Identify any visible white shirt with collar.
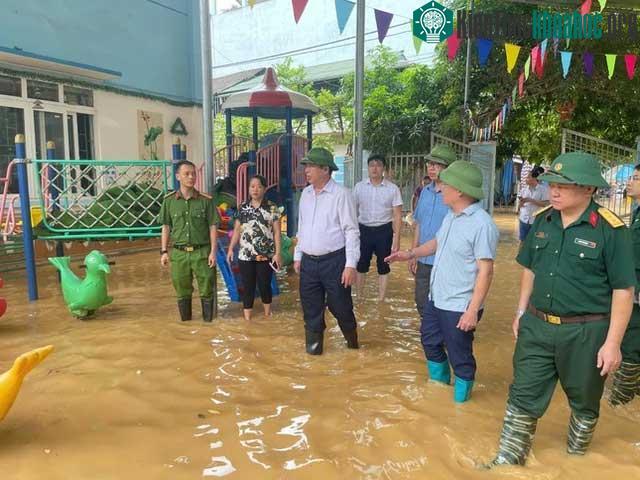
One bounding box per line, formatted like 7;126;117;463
353;177;403;227
294;178;360;268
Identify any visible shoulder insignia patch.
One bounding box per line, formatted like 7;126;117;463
199;192;212;200
598;207;625;228
534;205;553;217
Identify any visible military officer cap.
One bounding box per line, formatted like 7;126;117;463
438;160;484;200
538;151;609;188
300;147;338;171
426;144;458;166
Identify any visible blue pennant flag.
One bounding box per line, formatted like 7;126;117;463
335;0;355;34
560;51;573;78
477;39;493;67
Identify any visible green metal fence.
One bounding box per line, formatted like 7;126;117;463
33;159;172;240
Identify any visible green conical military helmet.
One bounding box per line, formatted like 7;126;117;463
426;144;458;166
438;160;484;200
538;151;609;188
300;147;338;171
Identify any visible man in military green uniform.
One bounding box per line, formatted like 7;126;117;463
609;164;640;406
160;160;218;322
488;152;635;467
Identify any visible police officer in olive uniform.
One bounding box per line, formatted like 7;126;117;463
160;160;218;322
609;163;640;406
489;152;635;467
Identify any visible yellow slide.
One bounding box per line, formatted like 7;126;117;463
0;345;54;422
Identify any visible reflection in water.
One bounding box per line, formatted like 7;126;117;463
0;213;639;478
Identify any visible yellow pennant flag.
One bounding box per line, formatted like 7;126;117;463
524;55;531;80
599;0;607;11
505;43;521;73
249;0;256;8
606;54;617;79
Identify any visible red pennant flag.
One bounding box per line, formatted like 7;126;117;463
447;33;462;61
531;45;540;75
625;54;637;80
374;9;394;43
536;48;547;78
580;0;593;15
518;73;525;97
292;0;309;24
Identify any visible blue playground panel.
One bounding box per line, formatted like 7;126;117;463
216;233;279;302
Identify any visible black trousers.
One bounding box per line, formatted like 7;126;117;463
299;249;357;334
238;260;273;309
357;222;393;275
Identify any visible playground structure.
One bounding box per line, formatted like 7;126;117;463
2;67;317;311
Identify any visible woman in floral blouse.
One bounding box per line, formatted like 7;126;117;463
227;175;282;320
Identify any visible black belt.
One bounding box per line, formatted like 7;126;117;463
528;304;608;325
359;222;392;231
173;244;208;252
303;248;345;261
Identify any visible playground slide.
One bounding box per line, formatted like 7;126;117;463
216;233;279;303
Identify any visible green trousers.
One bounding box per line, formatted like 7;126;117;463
508;312;609;419
170;247;214;300
621;306;640;364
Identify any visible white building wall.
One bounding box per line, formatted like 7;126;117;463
94;90;203;165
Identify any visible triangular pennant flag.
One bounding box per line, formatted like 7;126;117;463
580;0;593;15
512;85;517;103
248;0;256;8
505;43;521;73
535;49;546;78
335;0;355;34
599;0;607;11
540;39;548;65
584;52;595;77
518;73;525;97
292;0;309;23
625;54;637;80
374;9;393;43
524;55;531;80
447;33;462;61
553;38;559;57
561;51;573;78
531;45;540;75
477;39;493;67
606;54;617;79
413;35;422;55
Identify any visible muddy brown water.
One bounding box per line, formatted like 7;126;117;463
1;213;639;479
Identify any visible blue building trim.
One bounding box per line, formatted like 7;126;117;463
0;46;122;78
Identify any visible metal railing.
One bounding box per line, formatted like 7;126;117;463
386;153;428;211
0;160;18;239
562;129;639;222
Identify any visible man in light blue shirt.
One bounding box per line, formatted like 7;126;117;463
411;145;455;319
387;160;499;403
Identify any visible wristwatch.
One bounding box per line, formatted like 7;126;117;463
160;249;168;255
516;308;526;318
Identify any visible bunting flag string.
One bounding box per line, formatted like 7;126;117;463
335;0;355;34
505;43;521;73
477;39;493;67
413;34;422;55
561;51;573;78
625;54;637;80
374;9;394;43
584;52;595;77
524;55;531;80
447;33;462;61
599;0;607;11
606;54;617;79
518;73;525;97
580;0;593;16
291;0;309;24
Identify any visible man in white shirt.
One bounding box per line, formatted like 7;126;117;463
518;166;549;241
353;154;403;301
294;148;360;355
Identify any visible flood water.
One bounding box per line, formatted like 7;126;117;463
1;212;639;479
